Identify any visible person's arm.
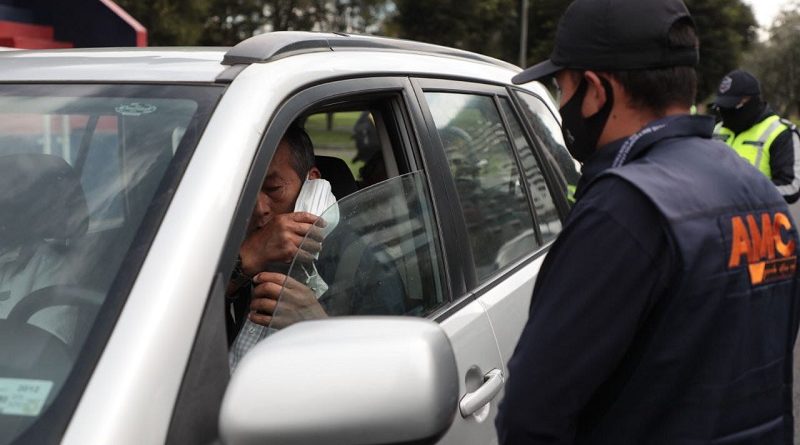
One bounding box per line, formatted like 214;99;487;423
769;128;800;204
495;179;674;444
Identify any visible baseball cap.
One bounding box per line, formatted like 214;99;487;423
512;0;699;84
711;70;761;109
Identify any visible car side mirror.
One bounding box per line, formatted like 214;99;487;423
219;317;459;445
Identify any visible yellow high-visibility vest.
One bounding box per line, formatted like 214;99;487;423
714;115;789;178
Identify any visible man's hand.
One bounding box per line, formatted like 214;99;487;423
239;212;324;275
248;272;328;329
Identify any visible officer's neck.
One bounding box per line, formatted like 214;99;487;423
597;104;689;148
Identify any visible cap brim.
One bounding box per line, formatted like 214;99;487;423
512;59;563;85
711;95;743;109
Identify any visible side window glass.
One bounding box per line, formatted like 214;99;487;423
514;91;581;204
424;92;538;282
500;99;562;242
270;172;446;330
304;110;395;192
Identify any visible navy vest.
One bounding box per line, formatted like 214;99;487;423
577;116;800;444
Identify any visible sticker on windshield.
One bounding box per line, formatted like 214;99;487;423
0;378;53;416
115;102;157;116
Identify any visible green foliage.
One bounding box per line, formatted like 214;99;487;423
115;0;758;104
389;0;756;104
386;0;518;61
114;0;212;45
116;0;392;46
744;3;800;117
685;0;758;102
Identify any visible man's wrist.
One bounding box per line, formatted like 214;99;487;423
229;255;252;294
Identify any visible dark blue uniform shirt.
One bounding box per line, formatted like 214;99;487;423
496;120;679;443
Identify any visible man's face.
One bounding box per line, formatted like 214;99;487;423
555;70;579;108
250;139;303;232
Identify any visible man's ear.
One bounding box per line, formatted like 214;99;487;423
581;71;610;117
307;166;321;180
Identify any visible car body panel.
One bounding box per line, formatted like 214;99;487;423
0;48;228;83
437;299;504;445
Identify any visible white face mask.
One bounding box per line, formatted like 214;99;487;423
293;177;339;237
291;177;339;301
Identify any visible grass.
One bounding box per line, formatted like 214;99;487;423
305;111;364;178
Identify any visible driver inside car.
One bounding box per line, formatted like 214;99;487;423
226;124;405;370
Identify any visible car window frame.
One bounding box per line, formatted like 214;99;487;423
168;76;459;440
411;77;562;312
509;87;574;220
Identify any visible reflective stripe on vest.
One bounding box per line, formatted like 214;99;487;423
714;115;788;177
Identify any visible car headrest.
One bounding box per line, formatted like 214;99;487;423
0;154;89;246
314;155;358;200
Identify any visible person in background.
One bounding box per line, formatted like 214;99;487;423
712;69;800;203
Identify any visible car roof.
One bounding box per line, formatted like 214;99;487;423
0;47;229;83
0;32;522;84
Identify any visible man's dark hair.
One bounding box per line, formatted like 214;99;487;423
607;18;698;113
283;124;316;180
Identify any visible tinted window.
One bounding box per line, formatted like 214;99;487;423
424;92;538;282
514;91;581;204
500;99;562;242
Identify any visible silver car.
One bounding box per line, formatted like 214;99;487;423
0;32;576;445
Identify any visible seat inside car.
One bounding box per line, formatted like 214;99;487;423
314;155;358;200
0;153;93;437
0;153;95;350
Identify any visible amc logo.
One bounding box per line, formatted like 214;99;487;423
728;212;797;285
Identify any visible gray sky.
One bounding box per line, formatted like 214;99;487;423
743;0;796;28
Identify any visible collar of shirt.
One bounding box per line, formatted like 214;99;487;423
574;114;716;200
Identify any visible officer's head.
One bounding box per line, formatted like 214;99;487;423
513;0;699;162
711;70;765;134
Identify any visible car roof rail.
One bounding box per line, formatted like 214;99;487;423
221;31;519;71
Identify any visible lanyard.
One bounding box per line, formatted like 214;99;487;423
612;123;668;168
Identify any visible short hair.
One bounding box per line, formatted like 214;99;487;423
606;18;698;113
283;124;315;180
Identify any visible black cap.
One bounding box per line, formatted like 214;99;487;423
711;70;761;109
512;0;699;84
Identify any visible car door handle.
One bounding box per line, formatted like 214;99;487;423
459;368;504;417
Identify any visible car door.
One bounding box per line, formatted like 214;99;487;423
164;75;506;444
413;78;569;442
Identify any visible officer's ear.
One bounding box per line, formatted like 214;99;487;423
581;71;612;117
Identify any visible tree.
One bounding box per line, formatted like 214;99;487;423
116;0;391;46
114;0;212;45
386;0;518;61
389;0;756;105
744;2;800;117
685;0;758;102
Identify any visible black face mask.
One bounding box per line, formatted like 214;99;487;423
559;77;615;163
719;99;764;134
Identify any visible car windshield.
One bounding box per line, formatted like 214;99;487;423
0;84;222;444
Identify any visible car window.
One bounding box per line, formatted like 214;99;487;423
423;92;538;282
304;110;399;194
514;90;581;204
499;98;562;243
0;84;221;445
268;172;446;331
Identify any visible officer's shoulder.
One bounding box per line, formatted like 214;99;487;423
579;175;658;216
779;117;798;131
